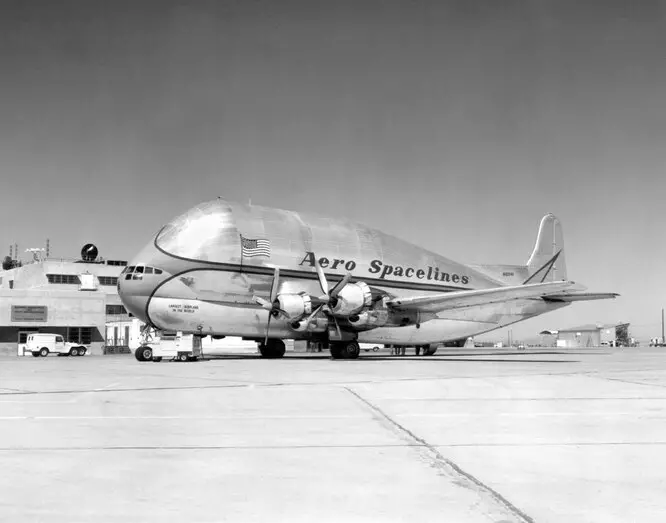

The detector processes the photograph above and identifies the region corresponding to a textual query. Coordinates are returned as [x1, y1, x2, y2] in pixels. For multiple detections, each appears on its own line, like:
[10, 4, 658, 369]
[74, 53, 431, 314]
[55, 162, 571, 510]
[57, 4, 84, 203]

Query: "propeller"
[253, 268, 289, 345]
[299, 257, 353, 329]
[315, 258, 352, 307]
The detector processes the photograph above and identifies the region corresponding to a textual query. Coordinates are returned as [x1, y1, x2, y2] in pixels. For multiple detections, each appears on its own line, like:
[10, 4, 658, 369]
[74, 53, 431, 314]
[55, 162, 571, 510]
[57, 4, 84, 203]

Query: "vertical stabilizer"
[524, 214, 567, 283]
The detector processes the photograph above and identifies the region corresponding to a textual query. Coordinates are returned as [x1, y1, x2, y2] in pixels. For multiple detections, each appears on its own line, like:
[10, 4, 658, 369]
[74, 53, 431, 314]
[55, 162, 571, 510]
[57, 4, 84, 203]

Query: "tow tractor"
[134, 329, 202, 362]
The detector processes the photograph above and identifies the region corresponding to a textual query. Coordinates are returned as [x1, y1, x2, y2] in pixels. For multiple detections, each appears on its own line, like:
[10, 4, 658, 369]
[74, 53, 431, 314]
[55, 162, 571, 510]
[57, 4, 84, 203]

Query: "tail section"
[524, 214, 567, 283]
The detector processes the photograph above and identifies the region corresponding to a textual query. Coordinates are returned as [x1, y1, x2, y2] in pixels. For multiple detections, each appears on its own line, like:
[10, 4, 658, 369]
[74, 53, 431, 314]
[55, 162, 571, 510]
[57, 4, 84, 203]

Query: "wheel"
[178, 353, 188, 362]
[69, 347, 79, 357]
[39, 347, 49, 357]
[330, 345, 343, 359]
[77, 347, 86, 356]
[259, 339, 286, 359]
[422, 344, 438, 356]
[134, 346, 153, 362]
[31, 351, 40, 358]
[340, 341, 360, 359]
[152, 357, 163, 362]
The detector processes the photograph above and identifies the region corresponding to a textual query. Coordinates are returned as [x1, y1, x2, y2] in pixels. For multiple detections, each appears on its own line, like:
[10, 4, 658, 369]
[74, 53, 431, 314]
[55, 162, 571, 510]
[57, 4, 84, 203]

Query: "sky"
[1, 0, 665, 341]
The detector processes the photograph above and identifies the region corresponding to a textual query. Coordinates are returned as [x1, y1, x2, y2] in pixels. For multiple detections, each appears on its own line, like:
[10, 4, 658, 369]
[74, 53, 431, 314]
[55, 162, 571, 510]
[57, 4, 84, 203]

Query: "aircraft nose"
[118, 265, 168, 323]
[119, 291, 148, 319]
[118, 279, 150, 322]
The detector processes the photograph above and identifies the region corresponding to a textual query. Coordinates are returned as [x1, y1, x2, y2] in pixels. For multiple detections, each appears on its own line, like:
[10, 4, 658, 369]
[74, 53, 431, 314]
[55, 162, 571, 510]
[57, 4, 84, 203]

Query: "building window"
[106, 304, 127, 315]
[47, 274, 81, 284]
[68, 327, 93, 344]
[98, 276, 118, 286]
[106, 260, 128, 266]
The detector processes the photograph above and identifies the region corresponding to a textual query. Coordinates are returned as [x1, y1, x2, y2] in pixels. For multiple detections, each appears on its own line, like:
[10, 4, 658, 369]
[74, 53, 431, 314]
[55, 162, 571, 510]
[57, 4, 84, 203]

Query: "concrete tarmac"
[1, 347, 665, 522]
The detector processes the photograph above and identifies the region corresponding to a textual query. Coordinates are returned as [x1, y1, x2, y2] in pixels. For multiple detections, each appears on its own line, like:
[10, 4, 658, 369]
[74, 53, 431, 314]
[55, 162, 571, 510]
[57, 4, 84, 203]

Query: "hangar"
[539, 323, 631, 348]
[0, 245, 129, 356]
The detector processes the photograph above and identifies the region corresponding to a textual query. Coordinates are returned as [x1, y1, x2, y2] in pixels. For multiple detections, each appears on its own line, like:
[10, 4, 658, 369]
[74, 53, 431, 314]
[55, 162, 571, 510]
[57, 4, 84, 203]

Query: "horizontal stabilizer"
[542, 292, 619, 302]
[387, 280, 582, 313]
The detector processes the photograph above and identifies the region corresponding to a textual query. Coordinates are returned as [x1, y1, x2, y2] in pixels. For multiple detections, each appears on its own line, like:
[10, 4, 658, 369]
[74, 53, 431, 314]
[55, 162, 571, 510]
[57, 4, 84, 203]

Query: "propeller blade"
[274, 308, 291, 320]
[329, 273, 352, 299]
[269, 267, 280, 302]
[314, 258, 328, 296]
[264, 312, 272, 346]
[304, 303, 324, 325]
[253, 296, 273, 310]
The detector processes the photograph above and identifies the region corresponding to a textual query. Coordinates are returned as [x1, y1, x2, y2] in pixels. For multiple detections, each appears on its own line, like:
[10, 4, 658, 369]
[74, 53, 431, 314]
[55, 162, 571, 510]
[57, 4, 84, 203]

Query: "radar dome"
[81, 243, 98, 262]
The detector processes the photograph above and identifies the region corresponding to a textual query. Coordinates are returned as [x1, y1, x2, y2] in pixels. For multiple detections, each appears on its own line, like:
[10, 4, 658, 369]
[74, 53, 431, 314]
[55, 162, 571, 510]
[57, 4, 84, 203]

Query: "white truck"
[134, 331, 202, 362]
[25, 333, 88, 357]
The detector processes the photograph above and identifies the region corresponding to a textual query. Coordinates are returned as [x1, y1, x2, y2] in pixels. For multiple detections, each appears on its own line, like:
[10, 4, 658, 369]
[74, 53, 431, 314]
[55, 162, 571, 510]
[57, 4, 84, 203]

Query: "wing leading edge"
[385, 281, 617, 313]
[542, 292, 620, 302]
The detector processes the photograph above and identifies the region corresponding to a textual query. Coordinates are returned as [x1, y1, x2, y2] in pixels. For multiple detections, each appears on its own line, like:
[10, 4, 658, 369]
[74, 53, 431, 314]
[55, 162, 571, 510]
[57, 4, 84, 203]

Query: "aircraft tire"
[329, 345, 343, 359]
[340, 341, 360, 359]
[422, 344, 437, 356]
[259, 340, 286, 359]
[135, 346, 153, 362]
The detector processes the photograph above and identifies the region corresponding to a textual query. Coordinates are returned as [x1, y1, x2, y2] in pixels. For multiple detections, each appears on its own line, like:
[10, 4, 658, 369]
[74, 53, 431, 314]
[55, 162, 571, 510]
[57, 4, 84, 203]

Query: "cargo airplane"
[118, 198, 617, 360]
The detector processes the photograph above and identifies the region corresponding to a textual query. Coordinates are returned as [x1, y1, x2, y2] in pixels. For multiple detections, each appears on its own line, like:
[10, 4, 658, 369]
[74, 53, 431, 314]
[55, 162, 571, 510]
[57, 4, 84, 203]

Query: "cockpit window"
[123, 265, 163, 279]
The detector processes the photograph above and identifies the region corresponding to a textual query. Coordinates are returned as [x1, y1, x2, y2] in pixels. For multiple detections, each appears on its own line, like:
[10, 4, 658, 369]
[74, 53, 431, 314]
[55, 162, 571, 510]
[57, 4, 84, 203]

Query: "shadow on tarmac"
[201, 354, 579, 363]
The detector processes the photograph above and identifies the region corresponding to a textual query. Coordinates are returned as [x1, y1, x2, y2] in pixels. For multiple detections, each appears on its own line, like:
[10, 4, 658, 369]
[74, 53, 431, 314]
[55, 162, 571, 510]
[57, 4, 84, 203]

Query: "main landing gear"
[257, 339, 361, 360]
[329, 341, 360, 360]
[258, 339, 286, 359]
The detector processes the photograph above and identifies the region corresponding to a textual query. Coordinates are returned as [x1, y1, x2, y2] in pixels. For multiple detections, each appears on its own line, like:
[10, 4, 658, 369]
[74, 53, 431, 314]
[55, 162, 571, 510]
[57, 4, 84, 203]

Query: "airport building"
[539, 323, 631, 348]
[0, 245, 129, 356]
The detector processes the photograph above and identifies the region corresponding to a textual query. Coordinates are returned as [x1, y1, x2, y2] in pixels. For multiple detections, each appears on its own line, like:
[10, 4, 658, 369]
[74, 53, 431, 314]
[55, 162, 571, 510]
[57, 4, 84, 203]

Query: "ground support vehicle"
[134, 331, 202, 362]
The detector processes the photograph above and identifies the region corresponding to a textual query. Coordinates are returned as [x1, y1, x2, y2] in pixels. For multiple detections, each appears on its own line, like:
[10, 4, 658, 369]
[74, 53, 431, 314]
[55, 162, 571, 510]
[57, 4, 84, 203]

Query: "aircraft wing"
[386, 281, 585, 313]
[542, 292, 619, 302]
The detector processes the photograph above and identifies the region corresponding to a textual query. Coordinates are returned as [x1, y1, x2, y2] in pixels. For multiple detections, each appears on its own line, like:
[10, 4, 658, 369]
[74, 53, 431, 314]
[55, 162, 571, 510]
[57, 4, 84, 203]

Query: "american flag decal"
[240, 236, 271, 258]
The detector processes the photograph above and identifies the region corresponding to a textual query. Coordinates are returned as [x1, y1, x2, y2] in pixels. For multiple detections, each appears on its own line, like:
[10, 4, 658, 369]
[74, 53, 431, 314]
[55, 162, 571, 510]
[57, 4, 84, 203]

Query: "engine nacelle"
[276, 292, 312, 319]
[347, 310, 388, 330]
[289, 316, 328, 333]
[330, 282, 372, 316]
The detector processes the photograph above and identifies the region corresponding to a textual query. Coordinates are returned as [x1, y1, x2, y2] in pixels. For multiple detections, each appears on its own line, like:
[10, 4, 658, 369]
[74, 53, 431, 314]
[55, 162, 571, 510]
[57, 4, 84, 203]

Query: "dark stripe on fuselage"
[152, 234, 472, 293]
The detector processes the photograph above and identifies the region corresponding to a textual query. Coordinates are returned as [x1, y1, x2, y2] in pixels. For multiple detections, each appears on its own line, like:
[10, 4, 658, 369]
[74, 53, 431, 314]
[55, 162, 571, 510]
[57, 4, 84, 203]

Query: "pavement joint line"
[344, 386, 534, 523]
[586, 375, 666, 389]
[0, 368, 659, 398]
[2, 440, 666, 451]
[0, 443, 430, 451]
